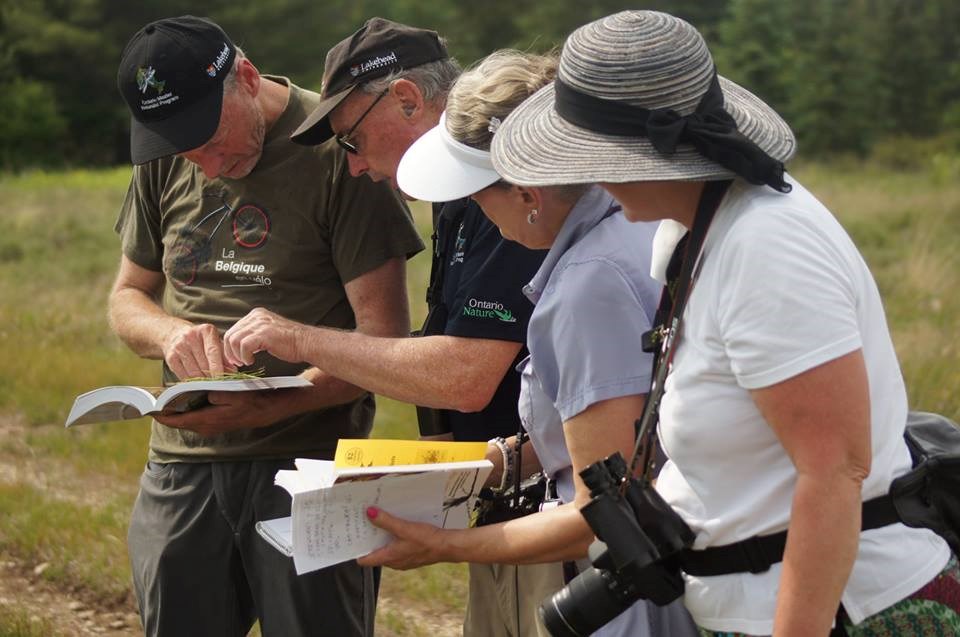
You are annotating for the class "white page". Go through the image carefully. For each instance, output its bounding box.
[255,517,293,556]
[274,459,337,496]
[290,471,446,575]
[294,458,337,487]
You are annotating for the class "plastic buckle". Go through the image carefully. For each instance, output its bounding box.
[641,327,663,353]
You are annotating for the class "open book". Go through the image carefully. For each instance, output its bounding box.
[257,440,492,574]
[64,376,313,427]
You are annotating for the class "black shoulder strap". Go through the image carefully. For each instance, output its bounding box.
[632,180,732,481]
[425,201,448,308]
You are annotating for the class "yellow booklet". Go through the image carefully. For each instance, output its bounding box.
[334,438,488,468]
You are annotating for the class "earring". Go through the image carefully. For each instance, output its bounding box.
[527,209,539,225]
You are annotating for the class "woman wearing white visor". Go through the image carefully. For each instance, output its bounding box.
[361,49,698,637]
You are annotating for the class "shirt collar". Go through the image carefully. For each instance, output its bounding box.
[523,185,618,304]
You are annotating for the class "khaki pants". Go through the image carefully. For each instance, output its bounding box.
[463,562,566,637]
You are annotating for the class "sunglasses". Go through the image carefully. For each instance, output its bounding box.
[335,88,389,154]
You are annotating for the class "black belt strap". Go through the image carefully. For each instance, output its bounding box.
[679,492,900,576]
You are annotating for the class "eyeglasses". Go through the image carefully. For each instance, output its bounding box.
[335,88,389,154]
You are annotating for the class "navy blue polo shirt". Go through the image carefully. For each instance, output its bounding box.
[426,198,547,442]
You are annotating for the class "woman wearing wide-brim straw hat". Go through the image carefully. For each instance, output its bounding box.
[492,10,957,637]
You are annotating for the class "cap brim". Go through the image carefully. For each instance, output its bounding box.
[129,85,224,165]
[491,77,797,187]
[397,122,501,202]
[291,85,356,146]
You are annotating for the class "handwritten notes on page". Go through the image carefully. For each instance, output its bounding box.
[260,456,492,575]
[292,472,444,574]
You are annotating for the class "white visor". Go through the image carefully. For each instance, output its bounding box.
[397,111,502,202]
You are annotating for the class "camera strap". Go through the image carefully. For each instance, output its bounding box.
[631,180,733,482]
[629,184,910,576]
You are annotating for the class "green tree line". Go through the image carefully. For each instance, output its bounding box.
[0,0,956,170]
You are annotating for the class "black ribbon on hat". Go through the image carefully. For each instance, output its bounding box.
[554,71,791,193]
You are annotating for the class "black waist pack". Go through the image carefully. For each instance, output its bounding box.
[680,410,960,576]
[887,410,960,552]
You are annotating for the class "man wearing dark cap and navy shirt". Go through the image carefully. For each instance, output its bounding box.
[110,15,423,636]
[226,18,565,637]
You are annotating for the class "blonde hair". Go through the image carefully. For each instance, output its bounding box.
[445,49,558,151]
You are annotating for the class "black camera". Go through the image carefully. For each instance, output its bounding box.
[474,472,552,526]
[540,453,694,637]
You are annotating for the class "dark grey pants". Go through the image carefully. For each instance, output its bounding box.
[128,459,375,637]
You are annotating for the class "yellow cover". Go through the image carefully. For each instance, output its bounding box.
[334,438,488,468]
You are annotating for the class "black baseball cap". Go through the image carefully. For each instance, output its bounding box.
[290,18,448,146]
[117,16,237,164]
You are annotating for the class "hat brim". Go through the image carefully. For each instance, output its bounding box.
[397,123,501,202]
[491,76,796,187]
[129,85,224,165]
[291,85,356,146]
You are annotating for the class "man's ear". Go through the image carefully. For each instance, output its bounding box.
[390,78,425,120]
[236,57,261,97]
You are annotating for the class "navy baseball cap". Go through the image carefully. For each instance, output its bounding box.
[117,16,237,164]
[291,17,448,146]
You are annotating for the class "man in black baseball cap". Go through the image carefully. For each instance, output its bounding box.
[289,18,457,189]
[291,17,448,146]
[110,15,423,637]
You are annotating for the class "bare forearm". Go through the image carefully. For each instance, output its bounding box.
[108,286,190,360]
[297,328,515,411]
[775,474,862,636]
[442,502,592,565]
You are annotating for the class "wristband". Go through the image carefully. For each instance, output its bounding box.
[488,436,514,492]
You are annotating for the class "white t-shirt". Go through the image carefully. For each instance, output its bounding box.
[654,177,949,634]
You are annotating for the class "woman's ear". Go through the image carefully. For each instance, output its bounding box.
[517,186,544,211]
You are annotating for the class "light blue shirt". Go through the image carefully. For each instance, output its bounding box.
[518,186,695,637]
[519,186,660,503]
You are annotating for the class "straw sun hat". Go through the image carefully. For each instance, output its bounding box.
[491,10,797,188]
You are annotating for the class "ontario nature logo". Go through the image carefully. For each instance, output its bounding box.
[136,66,165,94]
[462,298,517,323]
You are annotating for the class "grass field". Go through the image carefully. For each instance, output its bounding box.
[0,155,957,635]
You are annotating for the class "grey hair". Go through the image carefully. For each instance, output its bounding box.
[489,179,590,205]
[359,56,462,105]
[549,183,591,203]
[223,46,248,93]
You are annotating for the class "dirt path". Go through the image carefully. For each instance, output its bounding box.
[0,417,462,637]
[0,558,138,636]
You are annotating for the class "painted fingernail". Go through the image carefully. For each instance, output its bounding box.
[366,506,378,519]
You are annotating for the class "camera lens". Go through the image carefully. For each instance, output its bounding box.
[539,567,633,637]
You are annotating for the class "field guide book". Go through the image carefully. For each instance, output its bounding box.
[64,376,312,427]
[256,439,492,574]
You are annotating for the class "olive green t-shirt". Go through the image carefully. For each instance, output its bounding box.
[115,77,424,462]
